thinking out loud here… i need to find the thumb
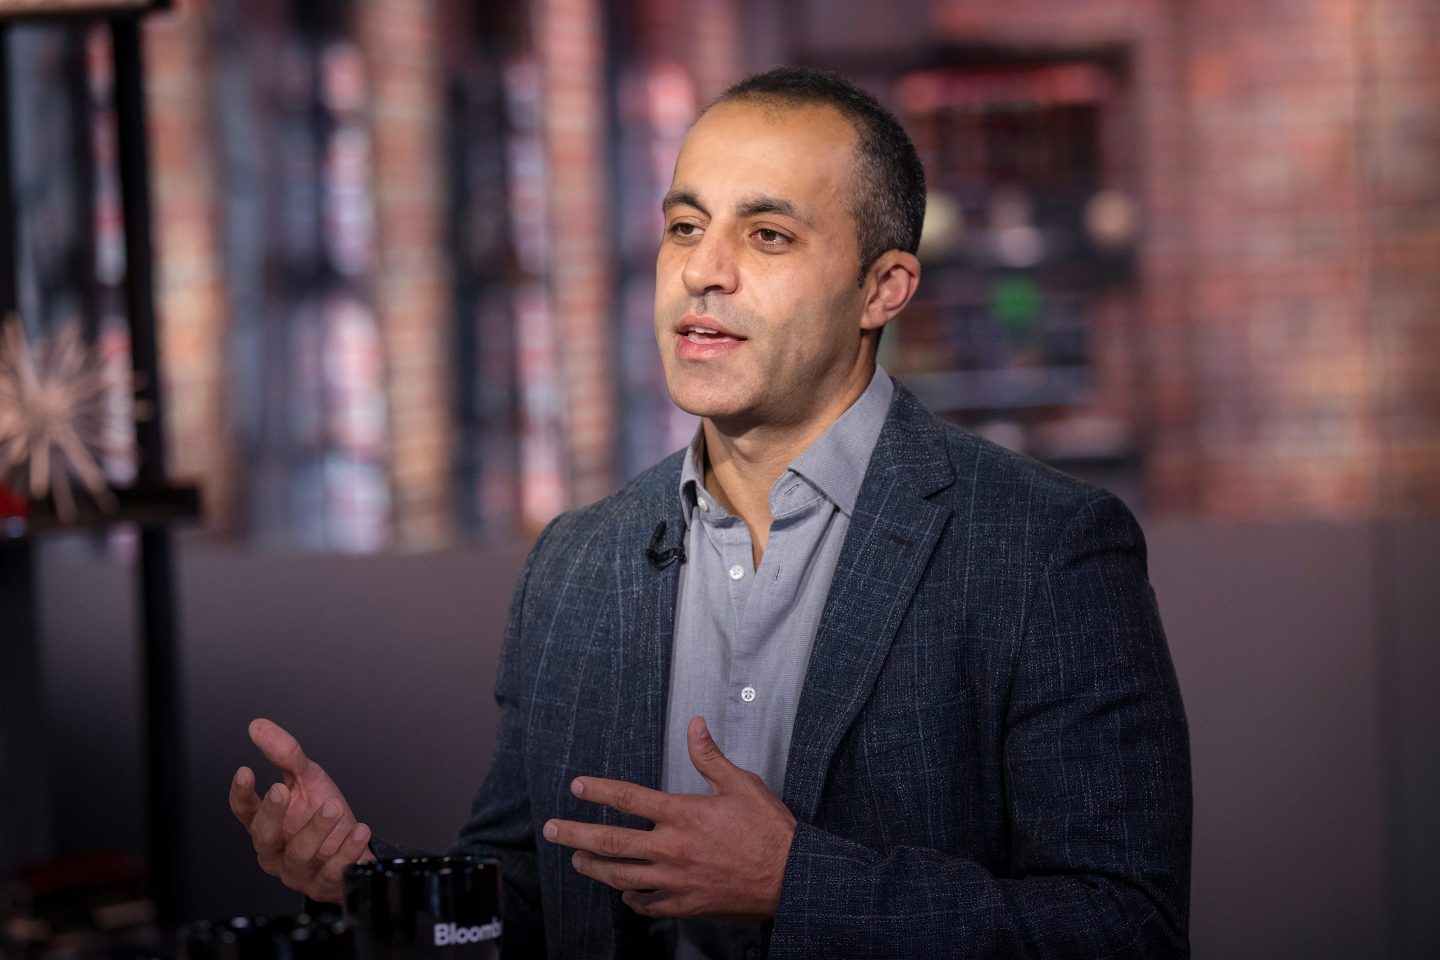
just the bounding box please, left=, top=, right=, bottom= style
left=687, top=716, right=740, bottom=793
left=249, top=717, right=310, bottom=780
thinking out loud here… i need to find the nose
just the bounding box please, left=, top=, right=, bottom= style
left=681, top=228, right=739, bottom=297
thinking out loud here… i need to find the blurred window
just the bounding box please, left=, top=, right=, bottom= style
left=441, top=0, right=563, bottom=538
left=215, top=0, right=390, bottom=551
left=840, top=55, right=1145, bottom=499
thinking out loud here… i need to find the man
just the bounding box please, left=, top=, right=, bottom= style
left=231, top=67, right=1191, bottom=958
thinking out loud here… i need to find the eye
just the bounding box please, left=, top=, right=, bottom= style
left=667, top=221, right=701, bottom=240
left=754, top=228, right=790, bottom=245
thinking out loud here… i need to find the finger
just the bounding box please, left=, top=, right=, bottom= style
left=570, top=776, right=673, bottom=822
left=315, top=813, right=357, bottom=861
left=249, top=718, right=310, bottom=780
left=570, top=850, right=659, bottom=892
left=542, top=818, right=655, bottom=861
left=687, top=716, right=741, bottom=793
left=282, top=799, right=346, bottom=875
left=229, top=766, right=261, bottom=828
left=250, top=782, right=290, bottom=873
left=313, top=822, right=374, bottom=901
left=621, top=889, right=672, bottom=918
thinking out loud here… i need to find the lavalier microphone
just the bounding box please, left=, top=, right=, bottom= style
left=646, top=520, right=686, bottom=569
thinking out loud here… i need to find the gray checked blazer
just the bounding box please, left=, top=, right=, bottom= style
left=445, top=380, right=1191, bottom=959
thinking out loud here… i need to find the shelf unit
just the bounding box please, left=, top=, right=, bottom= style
left=0, top=0, right=198, bottom=923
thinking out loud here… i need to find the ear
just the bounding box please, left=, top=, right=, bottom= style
left=859, top=250, right=921, bottom=334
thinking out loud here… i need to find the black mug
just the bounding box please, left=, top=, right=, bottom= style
left=343, top=856, right=502, bottom=959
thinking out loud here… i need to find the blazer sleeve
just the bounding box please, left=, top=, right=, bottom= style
left=768, top=492, right=1192, bottom=959
left=445, top=522, right=557, bottom=958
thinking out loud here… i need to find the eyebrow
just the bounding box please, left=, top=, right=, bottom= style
left=662, top=189, right=706, bottom=216
left=737, top=193, right=816, bottom=228
left=662, top=188, right=816, bottom=228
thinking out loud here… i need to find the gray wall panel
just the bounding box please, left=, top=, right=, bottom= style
left=23, top=518, right=1437, bottom=955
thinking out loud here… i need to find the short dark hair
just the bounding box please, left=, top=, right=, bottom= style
left=709, top=66, right=926, bottom=283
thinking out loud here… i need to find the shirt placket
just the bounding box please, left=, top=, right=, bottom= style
left=710, top=515, right=764, bottom=778
left=696, top=516, right=746, bottom=773
left=726, top=475, right=814, bottom=788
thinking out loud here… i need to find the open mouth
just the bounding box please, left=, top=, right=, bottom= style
left=678, top=320, right=746, bottom=343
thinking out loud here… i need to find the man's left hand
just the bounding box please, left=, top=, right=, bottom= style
left=543, top=715, right=797, bottom=921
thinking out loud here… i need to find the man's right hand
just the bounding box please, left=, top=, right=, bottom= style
left=229, top=718, right=375, bottom=903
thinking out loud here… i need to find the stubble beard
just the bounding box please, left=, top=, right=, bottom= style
left=658, top=295, right=768, bottom=422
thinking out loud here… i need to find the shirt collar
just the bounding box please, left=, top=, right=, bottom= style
left=677, top=365, right=894, bottom=525
left=678, top=432, right=707, bottom=525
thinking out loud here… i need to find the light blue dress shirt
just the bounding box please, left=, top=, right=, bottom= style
left=656, top=366, right=894, bottom=959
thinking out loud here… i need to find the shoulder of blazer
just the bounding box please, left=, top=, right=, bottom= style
left=878, top=378, right=1111, bottom=519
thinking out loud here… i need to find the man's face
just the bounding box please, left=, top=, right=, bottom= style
left=654, top=100, right=871, bottom=431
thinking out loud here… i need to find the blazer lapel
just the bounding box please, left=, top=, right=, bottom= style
left=610, top=464, right=687, bottom=796
left=783, top=384, right=955, bottom=821
left=606, top=459, right=686, bottom=952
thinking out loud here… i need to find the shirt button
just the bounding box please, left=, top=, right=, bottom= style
left=698, top=498, right=710, bottom=512
left=728, top=564, right=745, bottom=580
left=740, top=685, right=756, bottom=703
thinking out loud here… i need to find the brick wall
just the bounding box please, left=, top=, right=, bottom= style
left=357, top=0, right=455, bottom=548
left=929, top=0, right=1440, bottom=518
left=135, top=0, right=1440, bottom=536
left=538, top=0, right=616, bottom=508
left=143, top=0, right=232, bottom=528
left=687, top=0, right=743, bottom=102
left=1363, top=0, right=1440, bottom=513
left=1180, top=0, right=1379, bottom=517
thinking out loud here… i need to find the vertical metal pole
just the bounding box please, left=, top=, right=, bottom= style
left=0, top=17, right=56, bottom=890
left=110, top=15, right=185, bottom=924
left=67, top=26, right=102, bottom=344
left=0, top=23, right=15, bottom=317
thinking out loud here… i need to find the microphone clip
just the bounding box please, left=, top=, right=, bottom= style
left=647, top=520, right=686, bottom=569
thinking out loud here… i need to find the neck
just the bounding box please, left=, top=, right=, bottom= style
left=701, top=360, right=876, bottom=563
